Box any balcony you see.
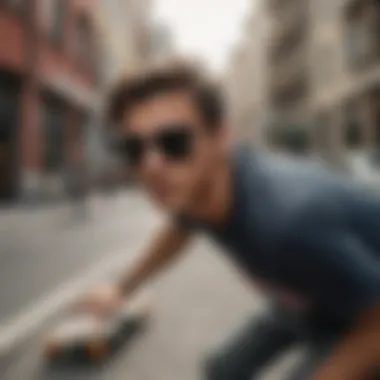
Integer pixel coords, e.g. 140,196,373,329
269,1,309,64
270,78,309,111
270,45,308,88
344,0,380,70
266,0,298,13
269,53,309,111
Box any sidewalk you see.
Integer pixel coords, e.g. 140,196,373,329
0,189,145,235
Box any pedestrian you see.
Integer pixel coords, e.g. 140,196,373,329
83,61,380,379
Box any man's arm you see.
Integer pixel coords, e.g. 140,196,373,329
280,223,380,380
118,221,192,297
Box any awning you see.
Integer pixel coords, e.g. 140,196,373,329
41,73,99,109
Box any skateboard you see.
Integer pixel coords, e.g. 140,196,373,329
42,291,152,364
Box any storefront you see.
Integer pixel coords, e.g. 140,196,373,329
0,70,21,202
37,74,96,200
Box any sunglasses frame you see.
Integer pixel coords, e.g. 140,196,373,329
116,123,197,167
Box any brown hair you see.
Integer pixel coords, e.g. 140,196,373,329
106,60,225,131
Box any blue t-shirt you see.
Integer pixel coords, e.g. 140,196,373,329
179,146,380,326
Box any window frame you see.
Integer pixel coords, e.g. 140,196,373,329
48,0,66,46
40,93,67,173
0,0,28,15
344,0,379,71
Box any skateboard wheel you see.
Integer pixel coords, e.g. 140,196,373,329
87,340,108,360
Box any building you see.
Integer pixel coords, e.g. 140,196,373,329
266,0,380,159
264,0,312,150
310,0,380,163
88,0,156,186
92,0,171,188
227,0,380,159
225,0,269,144
0,0,100,202
95,0,155,83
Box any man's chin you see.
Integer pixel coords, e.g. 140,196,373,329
145,187,190,213
155,196,189,214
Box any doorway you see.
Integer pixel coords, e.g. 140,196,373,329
0,70,21,202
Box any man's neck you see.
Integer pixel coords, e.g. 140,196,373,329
189,160,233,225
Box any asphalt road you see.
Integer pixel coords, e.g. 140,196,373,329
0,190,158,323
0,190,302,380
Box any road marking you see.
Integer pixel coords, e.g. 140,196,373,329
0,242,144,357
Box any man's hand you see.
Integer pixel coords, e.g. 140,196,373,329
77,221,191,318
78,284,124,318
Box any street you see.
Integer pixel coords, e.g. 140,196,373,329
0,190,301,380
0,190,158,323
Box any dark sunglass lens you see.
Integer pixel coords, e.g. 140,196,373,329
157,128,192,160
121,137,144,165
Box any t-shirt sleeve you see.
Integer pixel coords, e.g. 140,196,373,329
279,220,380,324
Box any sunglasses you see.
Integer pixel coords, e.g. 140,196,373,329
117,124,195,167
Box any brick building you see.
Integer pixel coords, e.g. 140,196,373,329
0,0,100,202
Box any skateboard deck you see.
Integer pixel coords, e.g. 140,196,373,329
42,291,152,363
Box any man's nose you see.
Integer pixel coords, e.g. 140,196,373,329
141,148,166,173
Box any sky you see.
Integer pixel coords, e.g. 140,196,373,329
152,0,252,73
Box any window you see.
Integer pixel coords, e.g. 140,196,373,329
7,0,23,8
315,112,333,153
345,122,361,149
75,15,94,68
313,0,342,20
1,0,26,12
315,45,335,85
49,0,65,44
344,0,379,70
283,124,310,154
345,22,371,68
41,95,66,173
0,72,20,200
99,47,116,85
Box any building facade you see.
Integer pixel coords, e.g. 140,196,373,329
0,0,100,202
310,0,380,163
264,0,312,151
93,0,165,187
231,0,380,160
225,0,269,144
89,0,153,186
95,0,155,84
264,0,380,159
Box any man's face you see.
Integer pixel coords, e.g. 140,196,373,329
120,91,228,213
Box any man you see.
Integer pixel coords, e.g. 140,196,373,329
84,62,380,379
